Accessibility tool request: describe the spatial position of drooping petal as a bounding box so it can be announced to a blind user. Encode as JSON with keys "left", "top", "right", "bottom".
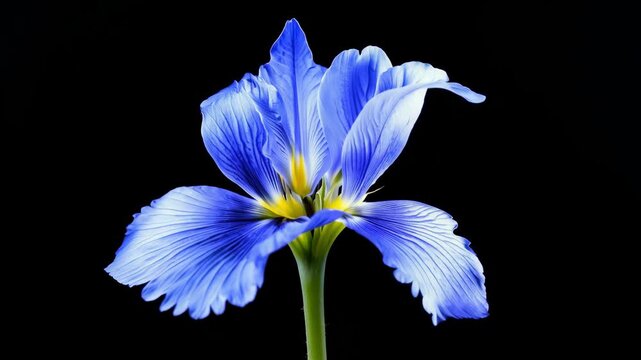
{"left": 259, "top": 19, "right": 328, "bottom": 196}
{"left": 344, "top": 200, "right": 488, "bottom": 325}
{"left": 201, "top": 74, "right": 283, "bottom": 202}
{"left": 341, "top": 62, "right": 485, "bottom": 203}
{"left": 106, "top": 186, "right": 343, "bottom": 319}
{"left": 319, "top": 46, "right": 392, "bottom": 176}
{"left": 376, "top": 61, "right": 486, "bottom": 103}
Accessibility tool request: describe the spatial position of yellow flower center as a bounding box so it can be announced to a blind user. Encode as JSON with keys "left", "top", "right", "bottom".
{"left": 260, "top": 195, "right": 306, "bottom": 219}
{"left": 260, "top": 165, "right": 355, "bottom": 220}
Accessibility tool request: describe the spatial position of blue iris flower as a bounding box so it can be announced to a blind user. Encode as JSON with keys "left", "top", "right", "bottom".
{"left": 107, "top": 19, "right": 488, "bottom": 329}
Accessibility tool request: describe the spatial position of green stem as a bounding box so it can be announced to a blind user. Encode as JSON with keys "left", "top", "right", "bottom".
{"left": 291, "top": 223, "right": 344, "bottom": 360}
{"left": 296, "top": 255, "right": 328, "bottom": 360}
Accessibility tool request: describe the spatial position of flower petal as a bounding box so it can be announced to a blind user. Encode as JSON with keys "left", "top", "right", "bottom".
{"left": 344, "top": 200, "right": 488, "bottom": 325}
{"left": 341, "top": 62, "right": 485, "bottom": 203}
{"left": 201, "top": 75, "right": 283, "bottom": 202}
{"left": 376, "top": 61, "right": 486, "bottom": 103}
{"left": 106, "top": 186, "right": 343, "bottom": 319}
{"left": 259, "top": 19, "right": 328, "bottom": 196}
{"left": 319, "top": 46, "right": 392, "bottom": 176}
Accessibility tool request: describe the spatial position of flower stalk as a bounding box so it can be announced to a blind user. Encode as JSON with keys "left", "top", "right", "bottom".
{"left": 291, "top": 222, "right": 345, "bottom": 360}
{"left": 297, "top": 252, "right": 328, "bottom": 360}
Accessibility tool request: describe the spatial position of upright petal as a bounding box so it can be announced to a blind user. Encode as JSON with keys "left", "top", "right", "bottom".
{"left": 344, "top": 200, "right": 488, "bottom": 325}
{"left": 201, "top": 74, "right": 283, "bottom": 202}
{"left": 106, "top": 186, "right": 343, "bottom": 319}
{"left": 259, "top": 19, "right": 328, "bottom": 196}
{"left": 341, "top": 62, "right": 485, "bottom": 203}
{"left": 319, "top": 46, "right": 392, "bottom": 176}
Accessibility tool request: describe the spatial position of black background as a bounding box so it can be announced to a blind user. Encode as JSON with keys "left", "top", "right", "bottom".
{"left": 6, "top": 2, "right": 639, "bottom": 358}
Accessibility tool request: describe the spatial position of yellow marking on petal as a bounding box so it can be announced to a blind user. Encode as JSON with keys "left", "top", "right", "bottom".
{"left": 325, "top": 196, "right": 350, "bottom": 212}
{"left": 290, "top": 154, "right": 310, "bottom": 196}
{"left": 260, "top": 195, "right": 306, "bottom": 220}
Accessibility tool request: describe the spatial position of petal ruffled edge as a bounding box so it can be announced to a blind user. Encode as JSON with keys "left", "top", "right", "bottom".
{"left": 106, "top": 186, "right": 343, "bottom": 319}
{"left": 345, "top": 200, "right": 488, "bottom": 325}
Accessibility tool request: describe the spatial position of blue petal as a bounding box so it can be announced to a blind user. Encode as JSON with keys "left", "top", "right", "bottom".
{"left": 319, "top": 46, "right": 392, "bottom": 176}
{"left": 201, "top": 75, "right": 283, "bottom": 202}
{"left": 106, "top": 186, "right": 343, "bottom": 319}
{"left": 344, "top": 200, "right": 488, "bottom": 325}
{"left": 259, "top": 19, "right": 328, "bottom": 196}
{"left": 241, "top": 73, "right": 290, "bottom": 185}
{"left": 341, "top": 62, "right": 486, "bottom": 203}
{"left": 376, "top": 61, "right": 486, "bottom": 103}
